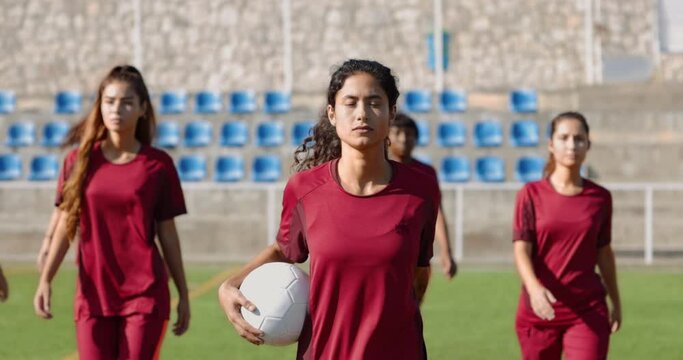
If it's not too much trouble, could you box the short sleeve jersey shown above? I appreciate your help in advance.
[513,178,612,324]
[276,159,440,360]
[56,144,187,320]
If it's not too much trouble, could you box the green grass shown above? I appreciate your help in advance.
[0,265,681,359]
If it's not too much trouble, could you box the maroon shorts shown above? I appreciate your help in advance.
[76,314,168,360]
[515,305,611,360]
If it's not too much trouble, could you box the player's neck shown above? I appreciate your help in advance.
[337,146,392,196]
[103,132,141,155]
[548,166,583,194]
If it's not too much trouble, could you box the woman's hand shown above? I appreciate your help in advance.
[33,281,53,319]
[218,281,264,345]
[173,295,190,336]
[527,284,556,321]
[609,305,621,333]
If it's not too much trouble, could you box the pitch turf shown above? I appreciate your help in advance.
[0,264,681,359]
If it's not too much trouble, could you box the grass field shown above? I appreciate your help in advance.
[0,264,681,359]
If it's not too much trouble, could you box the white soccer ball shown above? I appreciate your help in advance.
[239,262,310,346]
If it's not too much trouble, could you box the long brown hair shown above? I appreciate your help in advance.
[543,111,590,177]
[293,59,400,172]
[60,65,156,241]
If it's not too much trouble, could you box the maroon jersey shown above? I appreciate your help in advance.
[57,143,186,320]
[277,159,439,360]
[406,159,438,180]
[513,178,612,325]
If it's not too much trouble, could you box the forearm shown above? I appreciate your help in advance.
[39,213,71,284]
[225,244,290,288]
[413,266,431,304]
[435,206,452,257]
[513,241,542,291]
[40,208,62,251]
[597,245,621,309]
[157,221,189,297]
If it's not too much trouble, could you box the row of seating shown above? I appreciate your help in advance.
[0,153,546,183]
[0,88,538,115]
[3,119,543,149]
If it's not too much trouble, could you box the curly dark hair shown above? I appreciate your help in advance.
[293,59,400,172]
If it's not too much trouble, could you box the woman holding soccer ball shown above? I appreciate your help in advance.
[219,59,439,359]
[512,112,622,359]
[33,65,190,359]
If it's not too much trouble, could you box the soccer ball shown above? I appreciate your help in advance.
[239,262,310,345]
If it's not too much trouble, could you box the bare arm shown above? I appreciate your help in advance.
[0,264,8,302]
[157,219,190,336]
[597,244,621,333]
[218,243,291,345]
[34,210,71,318]
[513,240,556,320]
[37,208,62,272]
[435,205,457,279]
[414,266,431,305]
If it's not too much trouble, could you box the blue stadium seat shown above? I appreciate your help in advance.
[439,90,467,113]
[510,120,540,147]
[184,121,212,148]
[416,120,430,147]
[252,155,281,182]
[404,90,432,113]
[214,155,245,182]
[229,91,257,114]
[437,121,466,147]
[0,154,21,181]
[6,122,36,147]
[475,156,505,182]
[440,156,470,182]
[160,90,188,114]
[156,121,180,149]
[515,156,545,183]
[55,91,82,114]
[220,121,249,147]
[194,91,223,114]
[41,121,69,148]
[291,121,315,146]
[264,91,291,114]
[29,154,59,181]
[256,121,284,147]
[510,89,538,113]
[0,90,16,114]
[178,155,207,182]
[473,120,503,148]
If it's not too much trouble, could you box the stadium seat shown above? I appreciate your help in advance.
[510,120,540,147]
[291,121,315,146]
[156,121,180,149]
[252,155,281,182]
[184,121,212,148]
[416,120,430,147]
[0,154,21,181]
[178,155,207,182]
[229,91,257,114]
[509,89,538,113]
[55,91,82,114]
[256,121,284,147]
[0,90,16,114]
[6,122,36,147]
[439,90,467,113]
[41,121,70,148]
[440,156,470,182]
[29,154,59,181]
[160,90,188,114]
[264,91,291,114]
[515,156,545,183]
[220,121,249,147]
[195,90,223,114]
[473,120,503,147]
[475,156,505,182]
[404,90,432,113]
[214,155,245,182]
[437,121,466,147]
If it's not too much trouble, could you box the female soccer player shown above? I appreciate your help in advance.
[512,112,621,360]
[388,112,457,279]
[34,65,190,359]
[219,59,439,359]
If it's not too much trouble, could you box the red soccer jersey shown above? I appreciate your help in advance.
[57,143,186,320]
[277,159,440,360]
[406,159,438,180]
[513,178,612,325]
